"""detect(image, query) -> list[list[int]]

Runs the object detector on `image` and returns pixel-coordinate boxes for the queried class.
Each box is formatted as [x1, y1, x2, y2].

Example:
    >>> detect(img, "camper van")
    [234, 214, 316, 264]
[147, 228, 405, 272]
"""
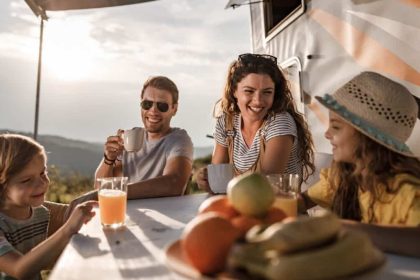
[26, 0, 419, 156]
[229, 0, 420, 157]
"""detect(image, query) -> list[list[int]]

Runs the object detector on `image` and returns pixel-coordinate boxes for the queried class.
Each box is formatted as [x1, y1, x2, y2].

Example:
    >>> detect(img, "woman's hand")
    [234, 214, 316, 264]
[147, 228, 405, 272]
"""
[104, 129, 124, 161]
[63, 201, 98, 236]
[195, 167, 214, 194]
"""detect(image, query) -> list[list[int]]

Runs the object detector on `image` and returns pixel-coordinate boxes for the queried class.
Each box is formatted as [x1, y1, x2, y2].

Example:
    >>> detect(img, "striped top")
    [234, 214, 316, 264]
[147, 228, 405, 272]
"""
[214, 112, 302, 176]
[0, 206, 49, 280]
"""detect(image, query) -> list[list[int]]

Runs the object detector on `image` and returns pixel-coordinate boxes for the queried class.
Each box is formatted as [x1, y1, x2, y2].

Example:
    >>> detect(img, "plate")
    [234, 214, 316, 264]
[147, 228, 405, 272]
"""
[164, 240, 241, 279]
[165, 240, 202, 278]
[164, 239, 386, 280]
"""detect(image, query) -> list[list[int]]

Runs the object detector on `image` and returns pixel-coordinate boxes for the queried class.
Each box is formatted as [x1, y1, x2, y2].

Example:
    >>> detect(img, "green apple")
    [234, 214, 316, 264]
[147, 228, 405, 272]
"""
[227, 173, 275, 217]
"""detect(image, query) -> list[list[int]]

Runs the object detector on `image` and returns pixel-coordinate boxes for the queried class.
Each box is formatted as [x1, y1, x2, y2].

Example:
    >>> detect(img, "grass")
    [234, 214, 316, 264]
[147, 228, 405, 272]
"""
[45, 153, 212, 203]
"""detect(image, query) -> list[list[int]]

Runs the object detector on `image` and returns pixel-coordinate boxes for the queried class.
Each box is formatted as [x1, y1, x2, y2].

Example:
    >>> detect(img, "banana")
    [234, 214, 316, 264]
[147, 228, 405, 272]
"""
[227, 242, 267, 271]
[246, 210, 341, 253]
[229, 230, 385, 280]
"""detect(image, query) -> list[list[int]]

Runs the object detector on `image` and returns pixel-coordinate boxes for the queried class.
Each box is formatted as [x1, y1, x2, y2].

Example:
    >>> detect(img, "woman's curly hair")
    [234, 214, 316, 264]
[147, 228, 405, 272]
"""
[220, 56, 315, 181]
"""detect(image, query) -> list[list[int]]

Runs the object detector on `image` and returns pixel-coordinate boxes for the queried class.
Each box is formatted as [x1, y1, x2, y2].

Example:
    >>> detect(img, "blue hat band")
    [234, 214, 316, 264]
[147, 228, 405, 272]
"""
[320, 94, 412, 154]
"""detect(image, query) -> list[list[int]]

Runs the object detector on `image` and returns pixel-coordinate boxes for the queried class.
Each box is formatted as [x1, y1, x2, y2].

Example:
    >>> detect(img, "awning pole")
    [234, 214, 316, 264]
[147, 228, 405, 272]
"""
[34, 17, 44, 140]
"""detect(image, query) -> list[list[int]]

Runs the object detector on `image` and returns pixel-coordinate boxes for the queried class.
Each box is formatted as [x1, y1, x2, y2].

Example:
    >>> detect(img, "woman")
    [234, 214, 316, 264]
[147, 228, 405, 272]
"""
[301, 71, 420, 257]
[197, 53, 314, 192]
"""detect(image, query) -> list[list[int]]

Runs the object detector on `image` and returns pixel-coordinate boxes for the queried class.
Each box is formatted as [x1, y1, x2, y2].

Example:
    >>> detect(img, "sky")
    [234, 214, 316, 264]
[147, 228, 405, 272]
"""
[0, 0, 251, 147]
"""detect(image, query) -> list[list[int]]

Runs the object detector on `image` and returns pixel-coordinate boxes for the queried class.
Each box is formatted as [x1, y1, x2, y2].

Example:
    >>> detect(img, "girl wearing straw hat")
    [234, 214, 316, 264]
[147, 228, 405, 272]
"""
[300, 71, 420, 257]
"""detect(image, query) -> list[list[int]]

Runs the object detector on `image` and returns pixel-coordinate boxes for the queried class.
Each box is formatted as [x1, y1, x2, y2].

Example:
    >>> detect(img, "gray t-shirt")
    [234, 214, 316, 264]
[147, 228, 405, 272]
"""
[0, 206, 49, 280]
[122, 128, 193, 184]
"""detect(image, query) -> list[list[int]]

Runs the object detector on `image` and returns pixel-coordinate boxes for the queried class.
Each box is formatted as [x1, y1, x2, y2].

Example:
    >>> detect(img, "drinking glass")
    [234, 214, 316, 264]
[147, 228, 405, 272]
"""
[97, 177, 128, 228]
[266, 173, 300, 217]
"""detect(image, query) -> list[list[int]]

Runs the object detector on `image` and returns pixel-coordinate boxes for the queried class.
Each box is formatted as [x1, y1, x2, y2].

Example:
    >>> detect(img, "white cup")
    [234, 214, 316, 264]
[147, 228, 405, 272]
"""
[207, 163, 234, 194]
[123, 127, 144, 152]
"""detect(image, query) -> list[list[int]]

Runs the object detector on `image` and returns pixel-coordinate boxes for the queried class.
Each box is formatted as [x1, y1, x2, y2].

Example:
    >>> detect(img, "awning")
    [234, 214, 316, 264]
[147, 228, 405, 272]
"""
[25, 0, 156, 18]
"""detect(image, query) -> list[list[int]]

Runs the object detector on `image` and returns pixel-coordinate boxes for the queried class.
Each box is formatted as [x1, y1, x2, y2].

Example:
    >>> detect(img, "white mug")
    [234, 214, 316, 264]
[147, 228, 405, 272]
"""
[207, 163, 234, 194]
[123, 127, 144, 152]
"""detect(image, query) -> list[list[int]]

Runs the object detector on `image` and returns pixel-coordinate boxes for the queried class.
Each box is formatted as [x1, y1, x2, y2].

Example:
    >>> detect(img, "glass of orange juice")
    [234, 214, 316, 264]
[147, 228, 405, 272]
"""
[266, 174, 300, 217]
[97, 177, 128, 228]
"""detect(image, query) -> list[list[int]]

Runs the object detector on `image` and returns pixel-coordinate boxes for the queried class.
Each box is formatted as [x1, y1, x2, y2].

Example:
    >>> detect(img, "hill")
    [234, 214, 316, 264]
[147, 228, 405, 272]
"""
[1, 130, 103, 176]
[0, 130, 212, 176]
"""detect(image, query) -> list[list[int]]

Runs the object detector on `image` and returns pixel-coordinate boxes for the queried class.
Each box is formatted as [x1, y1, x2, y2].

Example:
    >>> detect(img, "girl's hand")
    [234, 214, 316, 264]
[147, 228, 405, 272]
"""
[104, 129, 124, 161]
[63, 201, 98, 235]
[196, 167, 214, 194]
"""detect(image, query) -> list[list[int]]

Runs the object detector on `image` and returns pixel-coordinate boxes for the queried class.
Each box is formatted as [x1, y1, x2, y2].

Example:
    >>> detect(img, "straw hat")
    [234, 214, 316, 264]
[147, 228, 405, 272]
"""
[316, 72, 418, 157]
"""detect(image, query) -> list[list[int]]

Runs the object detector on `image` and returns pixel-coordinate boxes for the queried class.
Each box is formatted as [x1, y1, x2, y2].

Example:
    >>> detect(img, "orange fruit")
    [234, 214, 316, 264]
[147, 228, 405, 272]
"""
[263, 207, 287, 224]
[181, 212, 241, 274]
[198, 195, 239, 220]
[231, 215, 262, 238]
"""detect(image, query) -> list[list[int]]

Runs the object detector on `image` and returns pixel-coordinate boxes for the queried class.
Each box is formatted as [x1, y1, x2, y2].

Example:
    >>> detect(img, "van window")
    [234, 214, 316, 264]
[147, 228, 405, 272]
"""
[264, 0, 304, 41]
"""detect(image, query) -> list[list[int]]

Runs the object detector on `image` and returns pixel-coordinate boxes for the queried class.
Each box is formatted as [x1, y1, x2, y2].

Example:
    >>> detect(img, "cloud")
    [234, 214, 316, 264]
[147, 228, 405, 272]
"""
[0, 0, 251, 147]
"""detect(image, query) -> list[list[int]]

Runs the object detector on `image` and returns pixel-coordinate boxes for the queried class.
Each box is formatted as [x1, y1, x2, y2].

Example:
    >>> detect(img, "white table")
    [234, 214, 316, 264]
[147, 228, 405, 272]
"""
[50, 194, 420, 279]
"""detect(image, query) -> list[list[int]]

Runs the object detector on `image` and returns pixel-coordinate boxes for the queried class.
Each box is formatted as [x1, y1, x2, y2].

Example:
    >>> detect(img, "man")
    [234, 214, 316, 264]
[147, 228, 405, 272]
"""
[95, 76, 193, 199]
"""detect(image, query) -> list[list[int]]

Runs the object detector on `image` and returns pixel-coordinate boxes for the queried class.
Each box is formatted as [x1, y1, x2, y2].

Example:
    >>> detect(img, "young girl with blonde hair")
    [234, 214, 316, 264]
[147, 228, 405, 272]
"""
[0, 134, 97, 279]
[301, 72, 420, 257]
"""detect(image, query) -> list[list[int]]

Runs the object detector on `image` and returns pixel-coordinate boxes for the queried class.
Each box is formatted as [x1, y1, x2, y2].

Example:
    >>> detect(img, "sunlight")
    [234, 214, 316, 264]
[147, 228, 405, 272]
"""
[43, 17, 97, 81]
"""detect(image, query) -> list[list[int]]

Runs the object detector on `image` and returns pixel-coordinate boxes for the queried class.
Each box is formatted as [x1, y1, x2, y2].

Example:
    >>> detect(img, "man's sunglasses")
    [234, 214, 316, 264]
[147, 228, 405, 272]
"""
[140, 100, 170, 113]
[238, 53, 278, 65]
